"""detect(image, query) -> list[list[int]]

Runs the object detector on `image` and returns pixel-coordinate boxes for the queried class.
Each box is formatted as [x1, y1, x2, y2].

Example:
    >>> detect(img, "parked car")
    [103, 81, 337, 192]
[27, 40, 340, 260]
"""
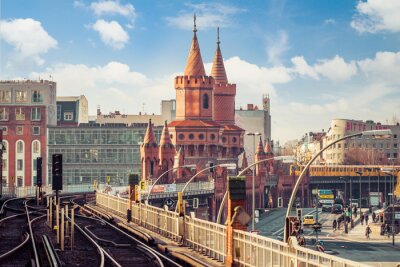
[332, 204, 343, 214]
[322, 204, 332, 212]
[303, 215, 316, 226]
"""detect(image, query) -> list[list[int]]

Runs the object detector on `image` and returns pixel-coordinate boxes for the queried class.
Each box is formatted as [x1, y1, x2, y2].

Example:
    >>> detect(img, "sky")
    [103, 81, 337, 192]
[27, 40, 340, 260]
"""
[1, 0, 400, 144]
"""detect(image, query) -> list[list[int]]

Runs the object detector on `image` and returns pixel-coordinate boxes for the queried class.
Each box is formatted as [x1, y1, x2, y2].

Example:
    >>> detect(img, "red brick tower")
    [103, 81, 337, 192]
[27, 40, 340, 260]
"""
[264, 138, 274, 173]
[140, 119, 159, 180]
[255, 136, 267, 176]
[159, 121, 175, 183]
[168, 15, 220, 171]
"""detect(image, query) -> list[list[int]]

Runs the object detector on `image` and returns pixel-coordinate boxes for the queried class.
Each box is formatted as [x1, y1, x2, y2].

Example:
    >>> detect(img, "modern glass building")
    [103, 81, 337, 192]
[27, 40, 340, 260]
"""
[47, 123, 162, 186]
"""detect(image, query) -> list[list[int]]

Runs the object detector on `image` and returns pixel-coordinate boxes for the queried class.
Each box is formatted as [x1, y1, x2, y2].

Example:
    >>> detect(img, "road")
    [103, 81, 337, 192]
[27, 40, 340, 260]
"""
[256, 208, 400, 266]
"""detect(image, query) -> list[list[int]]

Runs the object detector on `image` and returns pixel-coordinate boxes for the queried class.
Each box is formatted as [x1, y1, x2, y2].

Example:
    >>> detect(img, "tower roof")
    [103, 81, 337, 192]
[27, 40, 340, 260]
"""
[265, 139, 273, 155]
[211, 27, 228, 84]
[160, 120, 173, 147]
[184, 14, 206, 77]
[255, 136, 265, 155]
[241, 151, 248, 169]
[143, 119, 157, 146]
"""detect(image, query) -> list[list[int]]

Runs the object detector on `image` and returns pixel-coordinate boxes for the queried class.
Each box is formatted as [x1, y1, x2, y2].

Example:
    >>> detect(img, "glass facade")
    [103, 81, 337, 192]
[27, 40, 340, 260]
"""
[47, 124, 162, 186]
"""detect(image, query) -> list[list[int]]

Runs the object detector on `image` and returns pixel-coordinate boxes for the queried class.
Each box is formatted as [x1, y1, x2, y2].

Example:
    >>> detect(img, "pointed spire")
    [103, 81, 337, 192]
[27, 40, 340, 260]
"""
[255, 136, 265, 155]
[143, 119, 157, 146]
[211, 27, 228, 84]
[184, 14, 206, 77]
[265, 138, 273, 155]
[160, 120, 173, 147]
[241, 151, 248, 169]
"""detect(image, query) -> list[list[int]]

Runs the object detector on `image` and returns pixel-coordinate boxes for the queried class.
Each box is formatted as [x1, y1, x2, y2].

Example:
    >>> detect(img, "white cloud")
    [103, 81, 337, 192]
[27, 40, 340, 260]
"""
[73, 0, 85, 8]
[90, 0, 136, 18]
[0, 18, 57, 65]
[92, 19, 129, 49]
[324, 18, 336, 25]
[313, 55, 357, 81]
[266, 30, 289, 65]
[165, 3, 244, 30]
[291, 56, 319, 80]
[351, 0, 400, 33]
[358, 51, 400, 84]
[291, 55, 357, 81]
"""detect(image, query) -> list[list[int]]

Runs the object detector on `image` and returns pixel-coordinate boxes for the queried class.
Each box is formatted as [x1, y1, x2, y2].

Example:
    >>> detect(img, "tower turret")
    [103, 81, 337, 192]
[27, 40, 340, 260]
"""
[140, 119, 160, 180]
[159, 121, 175, 183]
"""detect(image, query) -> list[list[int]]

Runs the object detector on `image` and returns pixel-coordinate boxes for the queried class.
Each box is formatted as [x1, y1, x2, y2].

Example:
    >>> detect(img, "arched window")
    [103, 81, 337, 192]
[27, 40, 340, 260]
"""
[203, 94, 209, 109]
[32, 140, 40, 154]
[17, 141, 24, 153]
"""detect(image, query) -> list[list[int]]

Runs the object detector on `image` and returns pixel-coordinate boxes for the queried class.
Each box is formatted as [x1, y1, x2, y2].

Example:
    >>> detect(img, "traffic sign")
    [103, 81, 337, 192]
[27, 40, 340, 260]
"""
[107, 176, 111, 184]
[165, 198, 174, 207]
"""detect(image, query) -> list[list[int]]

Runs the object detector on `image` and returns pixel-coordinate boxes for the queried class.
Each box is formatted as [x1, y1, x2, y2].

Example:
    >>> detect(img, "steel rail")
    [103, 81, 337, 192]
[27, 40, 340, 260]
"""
[42, 235, 61, 267]
[25, 203, 41, 267]
[73, 202, 177, 267]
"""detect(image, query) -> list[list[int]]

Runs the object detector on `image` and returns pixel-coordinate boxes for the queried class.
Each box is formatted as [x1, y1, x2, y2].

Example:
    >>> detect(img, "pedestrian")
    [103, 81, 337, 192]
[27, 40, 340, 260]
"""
[372, 212, 376, 223]
[365, 213, 369, 225]
[385, 224, 391, 238]
[333, 219, 337, 231]
[337, 218, 341, 230]
[365, 225, 371, 239]
[361, 213, 365, 225]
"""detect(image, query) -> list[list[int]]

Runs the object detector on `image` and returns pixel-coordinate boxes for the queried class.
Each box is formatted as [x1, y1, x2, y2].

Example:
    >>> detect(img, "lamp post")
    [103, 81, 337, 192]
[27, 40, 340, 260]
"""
[246, 132, 261, 232]
[356, 171, 363, 209]
[284, 129, 392, 242]
[216, 155, 296, 224]
[365, 167, 372, 208]
[339, 177, 348, 206]
[381, 164, 397, 246]
[145, 164, 196, 203]
[175, 163, 237, 213]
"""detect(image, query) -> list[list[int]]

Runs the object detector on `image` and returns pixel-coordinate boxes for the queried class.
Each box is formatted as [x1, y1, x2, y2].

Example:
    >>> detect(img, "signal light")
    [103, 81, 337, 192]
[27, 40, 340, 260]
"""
[36, 157, 42, 187]
[52, 154, 63, 191]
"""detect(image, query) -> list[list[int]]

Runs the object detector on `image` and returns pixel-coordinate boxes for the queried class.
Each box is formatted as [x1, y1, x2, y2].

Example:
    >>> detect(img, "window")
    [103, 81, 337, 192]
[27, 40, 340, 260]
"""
[17, 141, 23, 153]
[203, 94, 209, 109]
[32, 90, 43, 103]
[57, 105, 62, 121]
[32, 140, 40, 153]
[232, 137, 237, 143]
[15, 107, 25, 120]
[31, 107, 41, 121]
[222, 137, 227, 143]
[189, 133, 194, 140]
[17, 159, 23, 171]
[2, 159, 7, 171]
[64, 112, 73, 121]
[387, 153, 391, 158]
[0, 126, 8, 135]
[394, 153, 398, 159]
[17, 176, 23, 187]
[198, 134, 204, 140]
[16, 91, 28, 103]
[394, 143, 398, 149]
[32, 126, 40, 135]
[394, 134, 398, 139]
[0, 108, 9, 121]
[0, 90, 11, 103]
[178, 134, 185, 140]
[16, 126, 23, 135]
[210, 134, 216, 140]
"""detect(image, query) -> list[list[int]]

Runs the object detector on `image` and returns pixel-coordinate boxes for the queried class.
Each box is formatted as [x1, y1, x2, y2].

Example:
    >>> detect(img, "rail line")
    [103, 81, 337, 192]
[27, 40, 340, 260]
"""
[72, 200, 183, 267]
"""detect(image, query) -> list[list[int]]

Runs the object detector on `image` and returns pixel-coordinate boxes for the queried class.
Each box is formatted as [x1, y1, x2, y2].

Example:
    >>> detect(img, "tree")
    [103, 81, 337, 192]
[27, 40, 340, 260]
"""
[344, 147, 395, 165]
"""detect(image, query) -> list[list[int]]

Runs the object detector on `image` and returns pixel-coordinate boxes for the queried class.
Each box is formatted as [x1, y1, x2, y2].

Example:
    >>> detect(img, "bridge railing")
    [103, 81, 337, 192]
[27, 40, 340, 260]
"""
[1, 184, 95, 198]
[95, 192, 371, 267]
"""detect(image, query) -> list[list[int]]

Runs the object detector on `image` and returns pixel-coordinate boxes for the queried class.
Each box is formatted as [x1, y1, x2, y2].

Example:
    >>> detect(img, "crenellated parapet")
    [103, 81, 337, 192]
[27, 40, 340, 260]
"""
[174, 75, 214, 89]
[213, 82, 236, 95]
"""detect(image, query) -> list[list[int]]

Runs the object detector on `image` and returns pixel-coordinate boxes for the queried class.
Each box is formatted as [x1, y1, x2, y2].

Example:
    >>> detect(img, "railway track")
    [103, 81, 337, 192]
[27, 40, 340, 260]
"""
[72, 200, 183, 267]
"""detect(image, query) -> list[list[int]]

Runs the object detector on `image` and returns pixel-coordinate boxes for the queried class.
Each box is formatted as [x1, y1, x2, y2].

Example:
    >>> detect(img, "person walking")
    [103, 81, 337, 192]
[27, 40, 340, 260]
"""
[333, 219, 337, 232]
[385, 224, 391, 239]
[361, 213, 365, 225]
[372, 212, 376, 223]
[365, 225, 371, 239]
[365, 213, 369, 225]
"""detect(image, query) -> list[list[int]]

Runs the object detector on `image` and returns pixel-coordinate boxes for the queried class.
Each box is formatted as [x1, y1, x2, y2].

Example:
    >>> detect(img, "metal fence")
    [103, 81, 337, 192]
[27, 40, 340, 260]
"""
[1, 184, 96, 198]
[95, 192, 371, 267]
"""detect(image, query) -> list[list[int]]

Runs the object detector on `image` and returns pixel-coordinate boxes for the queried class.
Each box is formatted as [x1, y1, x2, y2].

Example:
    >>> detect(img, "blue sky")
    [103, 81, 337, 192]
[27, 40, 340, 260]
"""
[1, 0, 400, 143]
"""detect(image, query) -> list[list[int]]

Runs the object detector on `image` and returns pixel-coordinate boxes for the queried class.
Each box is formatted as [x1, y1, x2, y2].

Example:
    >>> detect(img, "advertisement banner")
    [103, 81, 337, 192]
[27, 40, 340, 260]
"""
[319, 194, 334, 199]
[152, 185, 165, 193]
[164, 184, 176, 193]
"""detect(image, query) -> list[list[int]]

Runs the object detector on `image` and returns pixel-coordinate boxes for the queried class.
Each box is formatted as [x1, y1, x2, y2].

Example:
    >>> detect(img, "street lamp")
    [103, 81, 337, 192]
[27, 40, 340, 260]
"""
[382, 161, 397, 246]
[216, 155, 296, 224]
[368, 168, 372, 207]
[246, 132, 261, 232]
[284, 129, 392, 242]
[356, 171, 363, 209]
[145, 164, 196, 203]
[339, 176, 348, 207]
[340, 176, 352, 232]
[174, 163, 237, 213]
